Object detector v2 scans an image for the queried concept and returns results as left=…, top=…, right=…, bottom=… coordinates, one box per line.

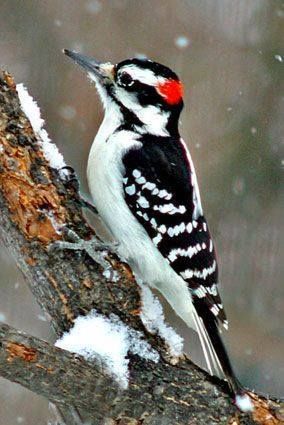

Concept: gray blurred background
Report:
left=0, top=0, right=283, bottom=423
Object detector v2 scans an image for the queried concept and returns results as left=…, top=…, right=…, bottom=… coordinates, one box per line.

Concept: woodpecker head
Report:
left=64, top=49, right=184, bottom=136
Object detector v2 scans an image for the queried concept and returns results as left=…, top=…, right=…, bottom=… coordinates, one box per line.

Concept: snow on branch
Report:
left=16, top=83, right=68, bottom=177
left=139, top=283, right=184, bottom=357
left=56, top=310, right=159, bottom=388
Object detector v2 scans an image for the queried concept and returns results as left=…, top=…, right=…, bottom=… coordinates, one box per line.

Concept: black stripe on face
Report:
left=108, top=90, right=144, bottom=130
left=116, top=58, right=180, bottom=81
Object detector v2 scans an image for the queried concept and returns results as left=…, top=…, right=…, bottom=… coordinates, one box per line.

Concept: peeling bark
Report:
left=0, top=71, right=283, bottom=425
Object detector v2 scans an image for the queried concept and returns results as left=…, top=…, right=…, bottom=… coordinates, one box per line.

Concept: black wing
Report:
left=122, top=135, right=227, bottom=326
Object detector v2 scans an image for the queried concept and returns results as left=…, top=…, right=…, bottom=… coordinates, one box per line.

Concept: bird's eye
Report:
left=118, top=72, right=134, bottom=88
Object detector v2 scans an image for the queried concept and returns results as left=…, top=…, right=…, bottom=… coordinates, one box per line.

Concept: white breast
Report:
left=87, top=102, right=195, bottom=329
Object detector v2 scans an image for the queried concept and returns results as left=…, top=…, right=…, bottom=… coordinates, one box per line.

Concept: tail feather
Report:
left=192, top=298, right=242, bottom=395
left=192, top=308, right=222, bottom=377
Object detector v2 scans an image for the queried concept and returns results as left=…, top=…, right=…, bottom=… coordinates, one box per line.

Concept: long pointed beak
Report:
left=63, top=49, right=114, bottom=81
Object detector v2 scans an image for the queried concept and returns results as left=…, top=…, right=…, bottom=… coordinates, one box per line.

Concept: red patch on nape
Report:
left=156, top=79, right=183, bottom=105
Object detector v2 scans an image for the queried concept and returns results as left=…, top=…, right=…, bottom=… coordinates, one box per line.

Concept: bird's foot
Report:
left=49, top=228, right=119, bottom=277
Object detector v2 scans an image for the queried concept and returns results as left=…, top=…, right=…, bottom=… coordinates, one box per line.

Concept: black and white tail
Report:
left=192, top=297, right=242, bottom=395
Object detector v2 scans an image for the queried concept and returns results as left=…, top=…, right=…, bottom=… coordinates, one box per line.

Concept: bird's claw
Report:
left=48, top=227, right=119, bottom=273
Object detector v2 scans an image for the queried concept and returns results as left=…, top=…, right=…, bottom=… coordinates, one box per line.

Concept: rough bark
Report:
left=0, top=71, right=283, bottom=425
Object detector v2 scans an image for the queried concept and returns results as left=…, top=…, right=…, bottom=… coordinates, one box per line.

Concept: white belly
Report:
left=87, top=124, right=195, bottom=329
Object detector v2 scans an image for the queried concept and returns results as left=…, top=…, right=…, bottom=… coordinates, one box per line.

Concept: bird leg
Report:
left=49, top=227, right=119, bottom=274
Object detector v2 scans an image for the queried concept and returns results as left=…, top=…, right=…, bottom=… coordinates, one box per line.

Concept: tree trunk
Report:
left=0, top=71, right=282, bottom=425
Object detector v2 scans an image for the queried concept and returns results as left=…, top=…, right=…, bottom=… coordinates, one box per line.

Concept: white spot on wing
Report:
left=158, top=224, right=167, bottom=234
left=137, top=196, right=149, bottom=208
left=152, top=233, right=162, bottom=246
left=125, top=184, right=136, bottom=195
left=143, top=181, right=156, bottom=191
left=150, top=218, right=157, bottom=229
left=186, top=223, right=193, bottom=233
left=168, top=242, right=206, bottom=262
left=181, top=261, right=216, bottom=281
left=142, top=212, right=149, bottom=221
left=158, top=189, right=171, bottom=199
left=136, top=176, right=146, bottom=184
left=194, top=286, right=207, bottom=298
left=133, top=169, right=141, bottom=178
left=181, top=269, right=194, bottom=279
left=154, top=203, right=186, bottom=215
left=167, top=222, right=186, bottom=238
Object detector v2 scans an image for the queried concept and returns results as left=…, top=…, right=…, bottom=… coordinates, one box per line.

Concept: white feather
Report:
left=192, top=309, right=223, bottom=377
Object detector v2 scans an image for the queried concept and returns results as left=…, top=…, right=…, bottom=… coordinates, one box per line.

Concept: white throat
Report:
left=115, top=88, right=170, bottom=137
left=134, top=105, right=170, bottom=137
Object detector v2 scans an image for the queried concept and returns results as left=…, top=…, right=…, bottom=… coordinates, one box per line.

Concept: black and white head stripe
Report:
left=87, top=57, right=184, bottom=137
left=115, top=58, right=180, bottom=85
left=122, top=135, right=227, bottom=328
left=114, top=59, right=183, bottom=109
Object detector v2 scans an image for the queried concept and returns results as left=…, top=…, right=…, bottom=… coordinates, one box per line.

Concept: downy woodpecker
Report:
left=63, top=49, right=243, bottom=397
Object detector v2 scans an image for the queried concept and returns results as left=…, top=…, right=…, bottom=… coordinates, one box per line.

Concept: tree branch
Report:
left=0, top=71, right=282, bottom=424
left=0, top=322, right=120, bottom=422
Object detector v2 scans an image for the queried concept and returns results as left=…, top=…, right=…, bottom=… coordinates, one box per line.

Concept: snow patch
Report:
left=175, top=36, right=190, bottom=49
left=55, top=310, right=159, bottom=389
left=274, top=54, right=283, bottom=63
left=235, top=393, right=254, bottom=413
left=16, top=84, right=68, bottom=177
left=102, top=267, right=119, bottom=282
left=139, top=283, right=184, bottom=357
